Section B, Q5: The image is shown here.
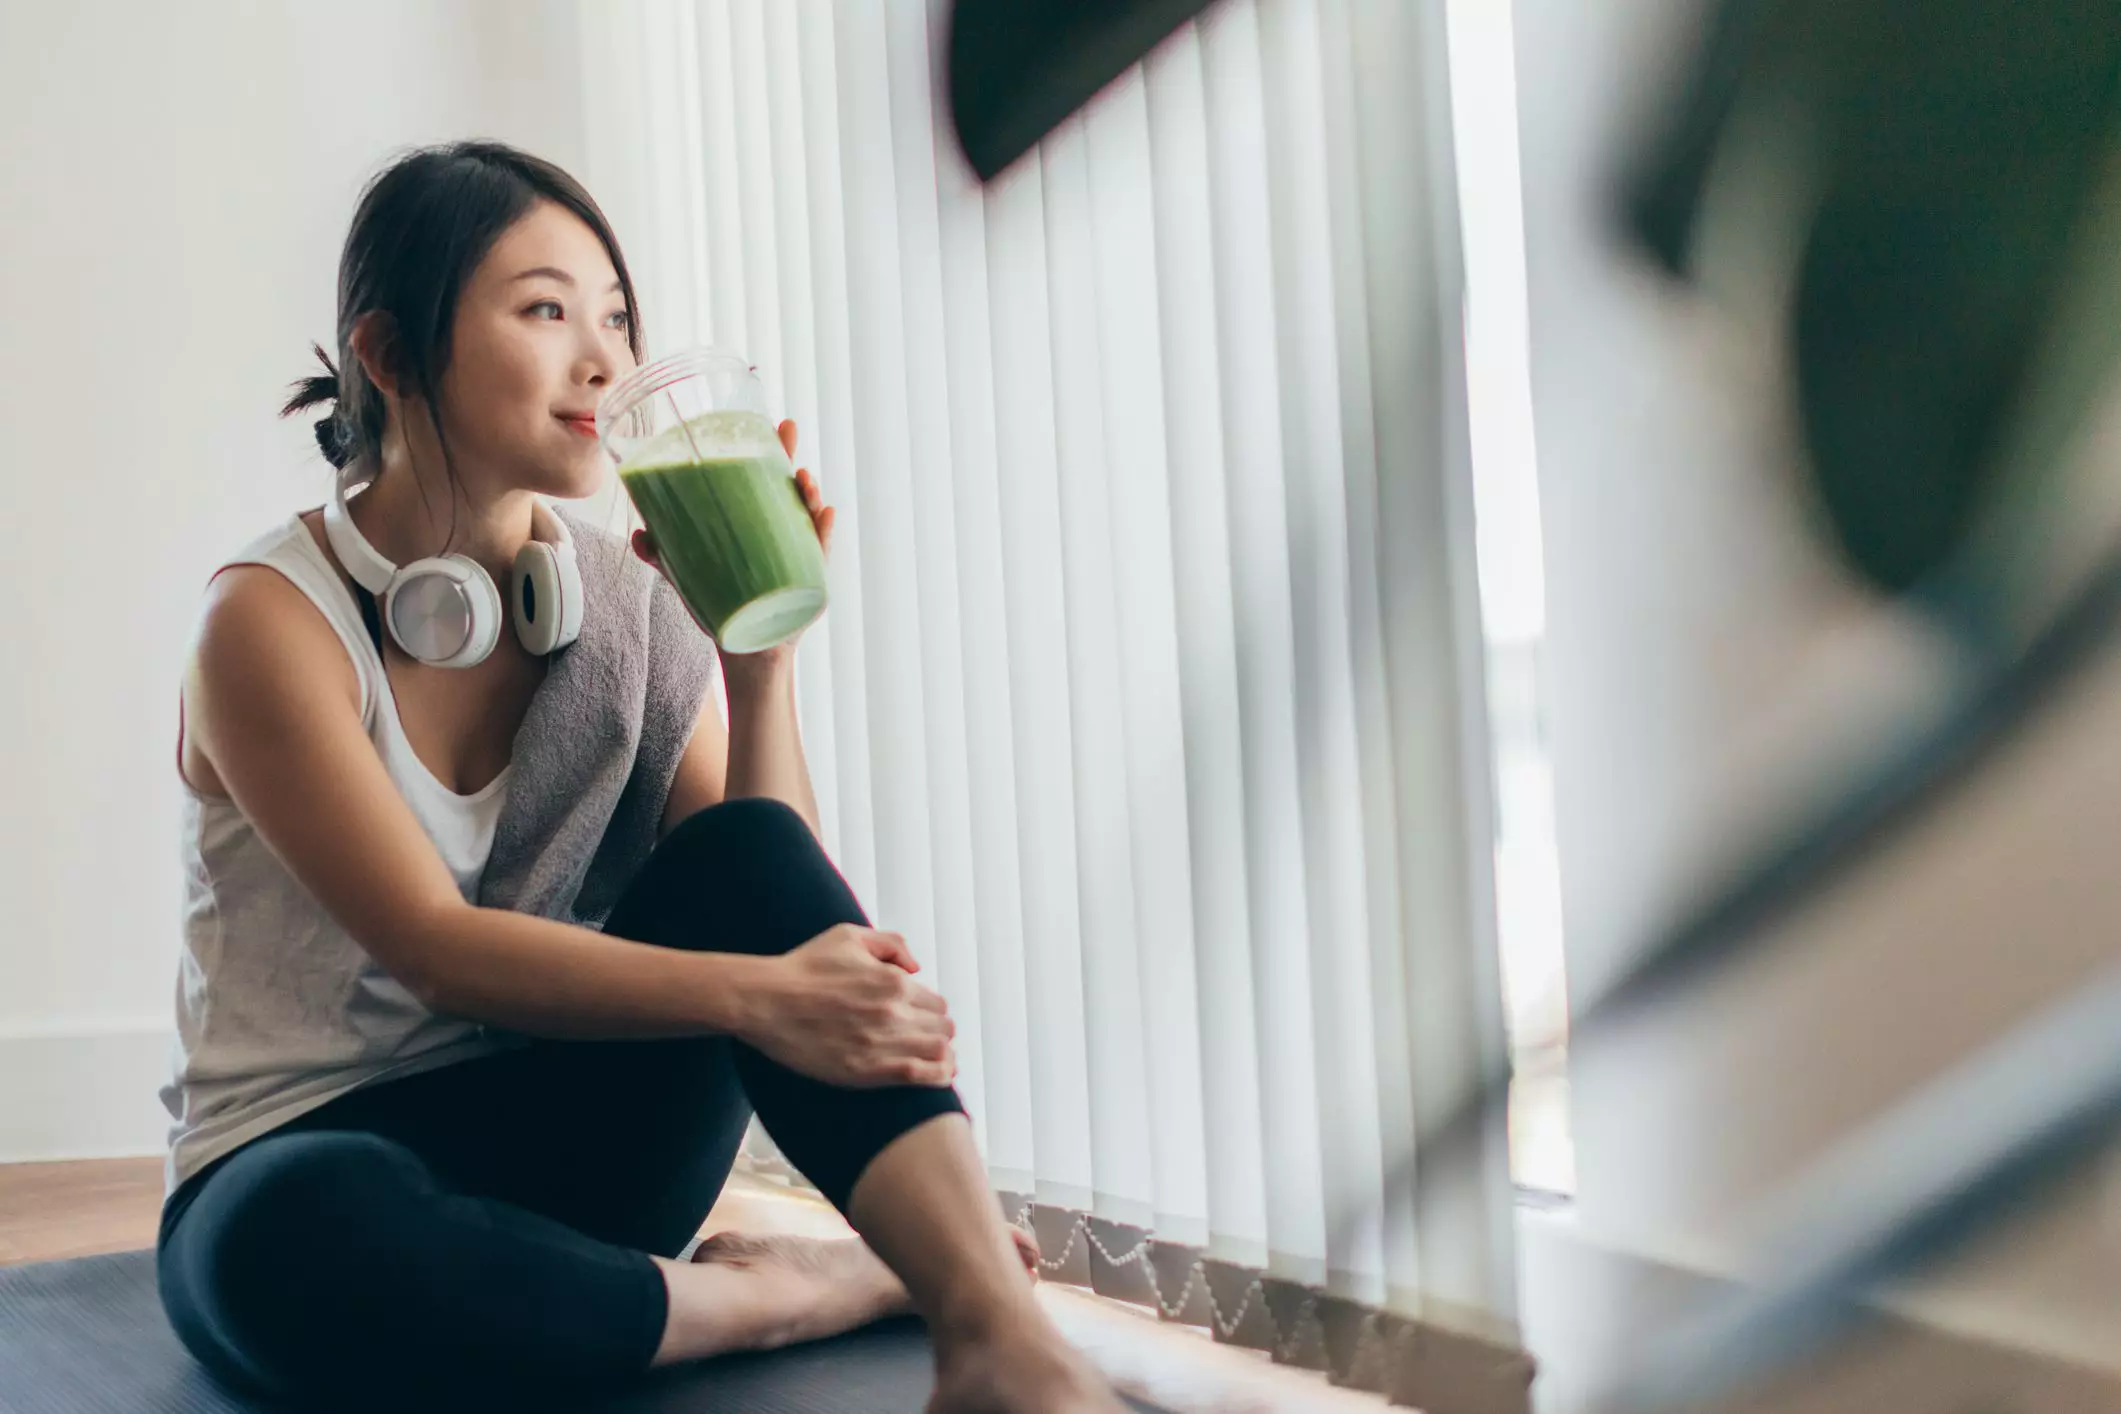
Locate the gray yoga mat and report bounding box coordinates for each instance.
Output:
[0,1250,1165,1413]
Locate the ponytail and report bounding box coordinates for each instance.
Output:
[282,343,351,469]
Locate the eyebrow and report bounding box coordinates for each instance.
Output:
[511,266,624,294]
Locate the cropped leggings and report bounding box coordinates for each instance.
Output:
[155,798,964,1411]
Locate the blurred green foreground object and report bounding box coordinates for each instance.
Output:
[1624,0,2121,596]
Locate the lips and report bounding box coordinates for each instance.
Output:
[558,413,598,438]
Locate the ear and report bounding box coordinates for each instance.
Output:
[348,310,404,401]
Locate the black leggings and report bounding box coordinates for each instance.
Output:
[155,798,964,1412]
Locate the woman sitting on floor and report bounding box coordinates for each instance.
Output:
[157,139,1121,1414]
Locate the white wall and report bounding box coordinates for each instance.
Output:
[0,0,590,1161]
[1513,0,2121,1398]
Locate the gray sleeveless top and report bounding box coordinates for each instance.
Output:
[161,509,717,1195]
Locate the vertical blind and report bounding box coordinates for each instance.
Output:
[579,0,1525,1402]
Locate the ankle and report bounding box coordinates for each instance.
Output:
[928,1286,1051,1355]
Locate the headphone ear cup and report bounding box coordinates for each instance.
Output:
[553,538,583,650]
[511,540,580,656]
[385,557,502,668]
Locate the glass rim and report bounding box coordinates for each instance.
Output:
[597,345,757,432]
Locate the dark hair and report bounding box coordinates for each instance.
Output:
[282,141,644,472]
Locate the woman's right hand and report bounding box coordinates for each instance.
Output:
[740,924,957,1088]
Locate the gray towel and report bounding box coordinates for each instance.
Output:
[477,508,719,928]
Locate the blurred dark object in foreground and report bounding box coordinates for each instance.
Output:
[948,0,1213,181]
[1625,0,2121,596]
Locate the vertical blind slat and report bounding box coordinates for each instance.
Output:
[983,154,1097,1209]
[1348,0,1518,1319]
[574,0,655,534]
[693,0,743,350]
[924,0,1036,1190]
[1041,111,1158,1227]
[1314,0,1424,1304]
[1141,24,1272,1269]
[882,0,990,1137]
[727,0,783,407]
[1257,0,1390,1302]
[795,0,881,909]
[1199,0,1329,1284]
[637,0,705,348]
[759,0,843,860]
[1083,66,1214,1247]
[831,0,941,986]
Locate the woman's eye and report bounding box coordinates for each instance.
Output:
[527,300,563,320]
[605,309,632,332]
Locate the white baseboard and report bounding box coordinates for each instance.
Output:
[0,1026,171,1164]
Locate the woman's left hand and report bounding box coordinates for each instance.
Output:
[630,418,834,672]
[778,416,836,562]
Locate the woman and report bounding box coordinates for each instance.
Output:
[157,140,1121,1413]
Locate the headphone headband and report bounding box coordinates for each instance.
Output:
[322,470,573,586]
[321,469,399,596]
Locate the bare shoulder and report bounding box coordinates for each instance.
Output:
[178,523,362,796]
[189,526,359,715]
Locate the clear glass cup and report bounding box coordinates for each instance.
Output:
[597,348,828,653]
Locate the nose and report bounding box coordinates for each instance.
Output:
[576,328,621,391]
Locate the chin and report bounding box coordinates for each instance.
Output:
[527,445,613,503]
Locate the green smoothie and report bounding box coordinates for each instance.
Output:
[618,413,828,653]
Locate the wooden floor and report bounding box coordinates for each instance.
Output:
[0,1157,822,1268]
[0,1156,164,1265]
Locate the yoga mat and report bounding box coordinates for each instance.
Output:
[0,1250,1166,1413]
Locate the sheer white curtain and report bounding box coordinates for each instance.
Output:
[578,1,1523,1402]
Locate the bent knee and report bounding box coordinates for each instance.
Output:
[663,795,814,859]
[198,1132,433,1310]
[218,1131,429,1238]
[617,796,864,957]
[165,1132,437,1400]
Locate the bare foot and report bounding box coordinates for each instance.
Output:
[923,1228,1120,1410]
[676,1224,1041,1360]
[929,1319,1126,1414]
[1006,1225,1042,1280]
[690,1232,911,1346]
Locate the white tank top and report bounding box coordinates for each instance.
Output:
[160,515,525,1195]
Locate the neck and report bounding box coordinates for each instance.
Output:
[348,436,536,592]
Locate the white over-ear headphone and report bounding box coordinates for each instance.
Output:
[322,470,584,667]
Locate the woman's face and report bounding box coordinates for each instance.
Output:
[431,200,637,501]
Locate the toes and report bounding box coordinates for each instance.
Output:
[1009,1226,1042,1280]
[690,1231,774,1266]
